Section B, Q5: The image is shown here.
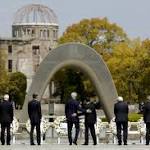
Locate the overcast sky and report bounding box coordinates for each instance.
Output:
[0,0,150,39]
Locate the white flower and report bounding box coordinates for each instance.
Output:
[80,117,102,134]
[54,116,67,135]
[10,117,19,134]
[26,117,50,135]
[137,117,146,135]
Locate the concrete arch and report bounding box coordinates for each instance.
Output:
[20,43,118,122]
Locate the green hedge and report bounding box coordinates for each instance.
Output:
[101,113,142,122]
[128,113,142,122]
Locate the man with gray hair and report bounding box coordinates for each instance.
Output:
[114,96,129,145]
[143,95,150,145]
[65,92,83,145]
[0,94,14,145]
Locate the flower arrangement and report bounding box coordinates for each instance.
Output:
[110,117,131,134]
[10,117,19,134]
[79,117,102,134]
[53,116,67,136]
[137,117,146,135]
[95,118,102,134]
[109,117,117,134]
[26,117,50,135]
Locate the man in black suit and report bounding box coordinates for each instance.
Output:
[82,97,100,145]
[28,93,42,145]
[0,94,14,145]
[114,96,129,145]
[143,95,150,145]
[65,92,83,145]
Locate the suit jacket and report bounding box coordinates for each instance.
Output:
[143,101,150,123]
[0,100,14,124]
[83,101,97,124]
[114,101,129,122]
[65,98,83,122]
[28,99,42,124]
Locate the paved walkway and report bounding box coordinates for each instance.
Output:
[0,143,150,150]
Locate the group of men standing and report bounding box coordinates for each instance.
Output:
[65,92,100,145]
[114,95,150,146]
[0,92,150,146]
[0,92,98,146]
[65,92,150,146]
[0,93,42,146]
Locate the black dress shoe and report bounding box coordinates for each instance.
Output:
[73,141,77,145]
[31,143,35,145]
[124,143,127,145]
[118,143,122,145]
[69,143,72,145]
[146,143,149,145]
[93,143,97,145]
[82,143,88,145]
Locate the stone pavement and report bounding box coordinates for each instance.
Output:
[1,143,150,150]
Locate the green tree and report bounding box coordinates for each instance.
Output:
[58,18,129,101]
[107,39,150,103]
[138,39,150,99]
[8,72,27,107]
[58,17,150,103]
[54,69,86,103]
[59,17,128,61]
[107,42,138,102]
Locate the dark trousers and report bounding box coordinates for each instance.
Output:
[84,123,97,144]
[116,121,128,144]
[1,123,11,145]
[30,123,41,145]
[146,123,150,144]
[67,120,80,144]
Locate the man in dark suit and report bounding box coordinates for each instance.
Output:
[82,97,100,145]
[143,95,150,145]
[28,93,42,145]
[0,94,14,145]
[114,96,129,145]
[65,92,83,145]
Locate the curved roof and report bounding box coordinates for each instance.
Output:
[13,4,58,26]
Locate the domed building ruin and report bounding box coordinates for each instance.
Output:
[12,4,58,40]
[0,4,59,91]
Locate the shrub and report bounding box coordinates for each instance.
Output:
[128,113,142,122]
[100,113,142,122]
[8,72,27,107]
[101,117,108,122]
